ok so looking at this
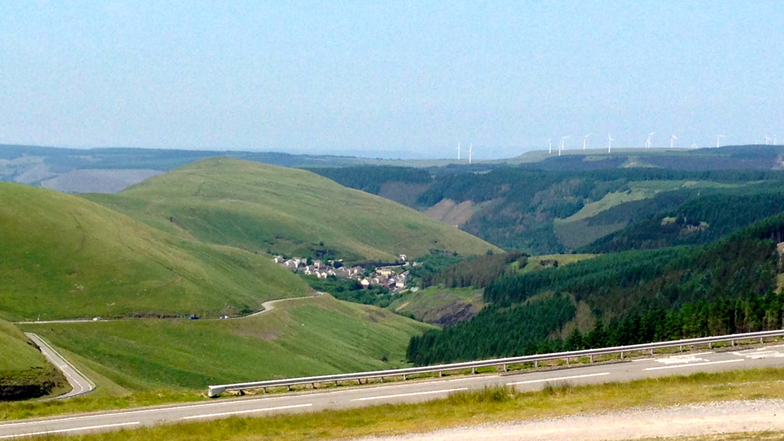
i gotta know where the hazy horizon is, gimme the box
[2,2,783,159]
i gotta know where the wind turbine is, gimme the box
[608,134,614,153]
[546,139,552,154]
[645,132,655,148]
[583,133,590,150]
[765,135,772,145]
[468,144,473,164]
[669,135,678,148]
[691,141,698,149]
[774,135,778,145]
[560,136,570,156]
[716,135,725,148]
[457,141,461,160]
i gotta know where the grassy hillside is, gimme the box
[0,320,68,400]
[20,295,433,391]
[85,158,499,263]
[388,287,484,326]
[511,254,599,274]
[0,182,310,321]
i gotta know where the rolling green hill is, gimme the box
[85,158,499,263]
[0,182,310,321]
[0,320,68,400]
[20,295,433,391]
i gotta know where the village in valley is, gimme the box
[272,255,413,293]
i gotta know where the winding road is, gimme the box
[19,293,325,401]
[15,292,326,325]
[24,334,95,400]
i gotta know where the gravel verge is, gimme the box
[353,399,784,441]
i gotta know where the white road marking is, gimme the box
[507,372,610,385]
[644,359,744,371]
[0,422,140,439]
[179,403,313,420]
[735,351,784,359]
[352,388,469,401]
[656,355,708,365]
[0,395,304,428]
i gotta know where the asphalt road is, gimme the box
[24,334,95,400]
[14,293,325,325]
[3,344,784,439]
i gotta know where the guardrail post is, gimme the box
[380,377,384,383]
[732,340,736,346]
[761,337,765,344]
[679,345,683,352]
[312,383,316,389]
[439,371,443,378]
[403,374,407,381]
[620,351,624,360]
[708,342,712,349]
[535,361,539,368]
[503,364,508,372]
[566,357,570,366]
[650,349,654,355]
[471,367,476,374]
[287,385,292,391]
[263,387,267,394]
[589,355,594,363]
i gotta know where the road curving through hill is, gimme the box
[17,292,325,401]
[24,334,96,400]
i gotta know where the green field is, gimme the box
[84,158,499,264]
[511,254,599,274]
[388,287,484,325]
[0,182,311,321]
[0,320,68,400]
[19,295,433,391]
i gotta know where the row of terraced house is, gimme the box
[272,256,410,292]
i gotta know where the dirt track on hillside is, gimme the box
[354,399,784,441]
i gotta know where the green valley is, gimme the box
[407,212,784,365]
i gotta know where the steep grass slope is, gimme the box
[20,295,434,390]
[0,183,310,321]
[388,287,484,326]
[0,320,67,400]
[85,158,499,263]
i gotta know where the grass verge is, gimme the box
[29,366,784,441]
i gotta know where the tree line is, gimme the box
[309,166,432,194]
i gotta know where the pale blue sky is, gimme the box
[1,1,783,158]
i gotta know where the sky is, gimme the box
[1,1,783,159]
